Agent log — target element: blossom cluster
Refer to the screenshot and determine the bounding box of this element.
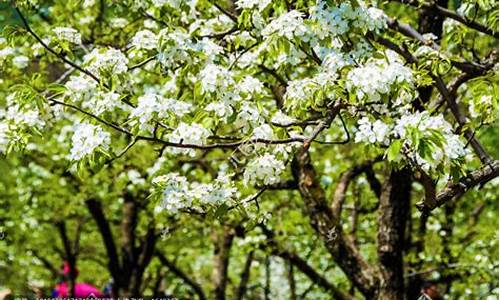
[154,172,237,213]
[346,52,414,102]
[260,1,386,44]
[130,93,192,131]
[0,93,45,153]
[235,101,267,132]
[64,75,97,101]
[157,31,222,68]
[83,48,128,76]
[284,72,336,110]
[52,27,82,44]
[83,91,127,116]
[68,122,111,160]
[243,153,286,185]
[354,117,390,144]
[394,112,468,163]
[310,1,387,39]
[130,30,157,50]
[0,123,9,153]
[235,0,272,11]
[262,10,309,40]
[355,112,469,171]
[167,122,211,157]
[199,63,235,94]
[271,111,295,126]
[0,39,29,69]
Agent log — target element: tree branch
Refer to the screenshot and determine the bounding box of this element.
[291,149,380,298]
[233,251,254,300]
[15,7,102,84]
[259,224,354,300]
[55,221,77,297]
[156,251,206,300]
[416,161,499,213]
[331,157,383,223]
[85,199,122,292]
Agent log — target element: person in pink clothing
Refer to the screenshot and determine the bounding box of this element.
[52,262,104,298]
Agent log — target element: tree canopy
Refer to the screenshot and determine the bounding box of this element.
[0,0,498,299]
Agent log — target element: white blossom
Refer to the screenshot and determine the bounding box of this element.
[155,171,237,213]
[0,123,9,153]
[130,30,157,50]
[354,117,390,144]
[394,112,468,170]
[6,106,44,128]
[273,44,306,67]
[12,56,29,69]
[126,169,146,186]
[235,0,271,11]
[252,124,274,140]
[84,48,128,75]
[167,122,210,157]
[0,47,14,60]
[271,111,295,126]
[64,75,97,101]
[199,63,234,94]
[196,38,223,61]
[284,73,335,109]
[131,93,191,129]
[322,50,349,73]
[262,11,309,40]
[237,76,264,95]
[236,101,266,131]
[309,2,386,39]
[244,153,285,185]
[205,101,233,118]
[347,53,413,102]
[110,18,128,28]
[151,0,182,8]
[155,173,191,212]
[52,27,82,44]
[68,122,111,160]
[195,173,237,204]
[157,30,194,68]
[83,91,126,115]
[469,95,493,118]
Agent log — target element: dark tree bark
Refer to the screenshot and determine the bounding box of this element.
[292,148,380,298]
[55,221,77,298]
[86,196,157,297]
[85,199,122,296]
[264,255,271,300]
[156,251,207,300]
[260,224,354,300]
[212,226,235,300]
[376,168,412,300]
[233,251,254,300]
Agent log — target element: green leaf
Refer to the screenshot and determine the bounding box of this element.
[387,139,403,162]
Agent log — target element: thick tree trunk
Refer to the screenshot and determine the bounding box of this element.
[85,199,122,296]
[56,221,77,298]
[292,149,380,298]
[120,194,137,297]
[86,197,155,297]
[407,2,447,297]
[376,168,412,300]
[212,227,234,300]
[233,251,254,300]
